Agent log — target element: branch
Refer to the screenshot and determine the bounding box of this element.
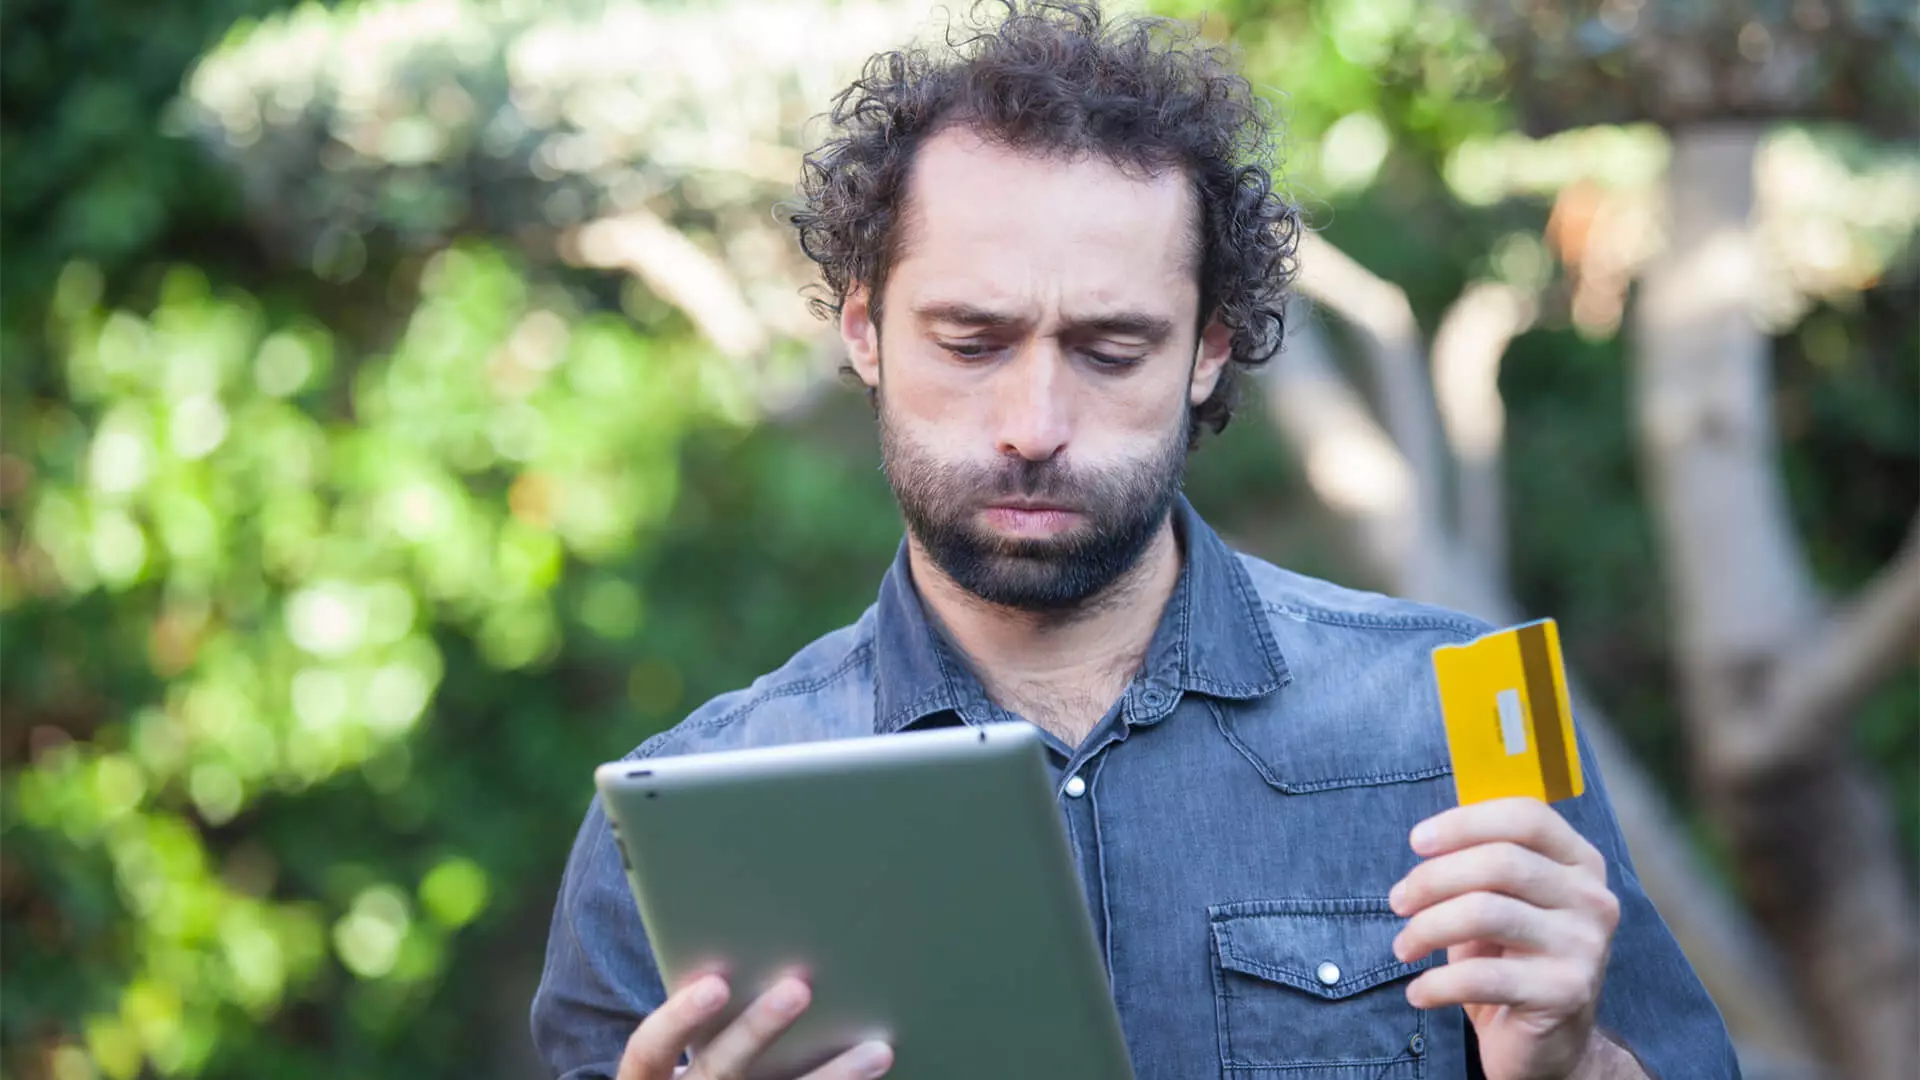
[1262,314,1444,599]
[1634,124,1823,663]
[1735,515,1920,775]
[1431,280,1537,584]
[562,209,769,360]
[1634,126,1912,1079]
[1294,232,1448,526]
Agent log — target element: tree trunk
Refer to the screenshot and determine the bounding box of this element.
[1632,121,1919,1080]
[1264,318,1823,1075]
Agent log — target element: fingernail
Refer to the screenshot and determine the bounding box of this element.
[1387,882,1405,913]
[768,980,809,1017]
[1410,820,1436,852]
[694,978,727,1010]
[847,1040,893,1078]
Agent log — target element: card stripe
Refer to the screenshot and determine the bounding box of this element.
[1517,623,1573,800]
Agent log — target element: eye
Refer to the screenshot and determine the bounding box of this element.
[940,341,999,361]
[1083,349,1144,369]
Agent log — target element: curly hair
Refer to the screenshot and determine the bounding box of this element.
[790,0,1299,445]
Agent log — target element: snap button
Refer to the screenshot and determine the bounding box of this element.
[1140,687,1167,709]
[1063,774,1087,798]
[1408,1032,1426,1055]
[1315,961,1341,986]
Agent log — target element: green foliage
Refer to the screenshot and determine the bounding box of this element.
[2,245,749,1076]
[1461,0,1920,134]
[0,0,305,313]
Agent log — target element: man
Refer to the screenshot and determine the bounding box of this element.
[531,3,1738,1078]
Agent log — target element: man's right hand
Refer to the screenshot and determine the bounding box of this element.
[616,974,894,1080]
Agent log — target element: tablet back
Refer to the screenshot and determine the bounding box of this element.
[594,722,1135,1080]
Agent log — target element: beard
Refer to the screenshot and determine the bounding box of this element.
[879,398,1188,615]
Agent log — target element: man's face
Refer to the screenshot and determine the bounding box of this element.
[840,129,1233,613]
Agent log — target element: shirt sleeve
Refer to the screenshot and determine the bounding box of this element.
[1556,722,1743,1080]
[530,795,671,1080]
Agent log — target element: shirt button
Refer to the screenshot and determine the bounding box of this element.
[1315,961,1341,986]
[1408,1032,1426,1055]
[1063,774,1087,798]
[1141,687,1167,709]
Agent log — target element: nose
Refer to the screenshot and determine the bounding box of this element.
[993,344,1072,462]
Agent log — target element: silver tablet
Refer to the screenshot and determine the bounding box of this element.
[594,722,1135,1080]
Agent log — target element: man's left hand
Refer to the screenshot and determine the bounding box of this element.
[1388,797,1627,1080]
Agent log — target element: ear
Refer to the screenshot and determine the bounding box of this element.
[841,285,882,389]
[1188,317,1233,406]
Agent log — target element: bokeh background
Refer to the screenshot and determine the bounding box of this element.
[3,1,1915,1078]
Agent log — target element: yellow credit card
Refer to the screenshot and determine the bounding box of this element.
[1431,618,1583,805]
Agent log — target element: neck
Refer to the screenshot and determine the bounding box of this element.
[906,515,1183,742]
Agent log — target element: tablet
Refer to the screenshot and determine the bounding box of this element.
[594,722,1135,1080]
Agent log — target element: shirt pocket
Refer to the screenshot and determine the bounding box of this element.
[1208,898,1434,1078]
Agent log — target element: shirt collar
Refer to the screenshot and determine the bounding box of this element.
[871,496,1289,735]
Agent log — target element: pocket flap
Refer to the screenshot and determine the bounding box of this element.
[1208,898,1433,1002]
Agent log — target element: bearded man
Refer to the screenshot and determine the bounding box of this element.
[531,4,1738,1078]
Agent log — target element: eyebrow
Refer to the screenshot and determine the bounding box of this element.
[912,301,1024,330]
[912,302,1175,344]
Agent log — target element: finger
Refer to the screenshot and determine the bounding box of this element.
[1390,841,1589,917]
[1410,798,1603,872]
[691,976,812,1079]
[1404,956,1591,1014]
[801,1039,894,1080]
[620,976,731,1080]
[1392,891,1582,963]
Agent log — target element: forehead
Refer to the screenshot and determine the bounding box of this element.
[889,128,1199,312]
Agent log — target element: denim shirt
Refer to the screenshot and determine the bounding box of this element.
[531,498,1737,1079]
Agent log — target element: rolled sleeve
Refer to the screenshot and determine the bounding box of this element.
[1559,724,1741,1079]
[530,797,670,1080]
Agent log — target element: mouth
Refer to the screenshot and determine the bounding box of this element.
[986,498,1076,513]
[980,500,1082,536]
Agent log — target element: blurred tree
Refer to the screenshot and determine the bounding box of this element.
[1458,4,1920,1076]
[3,243,757,1077]
[1,3,931,1077]
[1160,2,1918,1075]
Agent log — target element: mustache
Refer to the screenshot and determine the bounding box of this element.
[936,455,1158,516]
[886,438,1181,517]
[874,397,1190,520]
[976,457,1085,503]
